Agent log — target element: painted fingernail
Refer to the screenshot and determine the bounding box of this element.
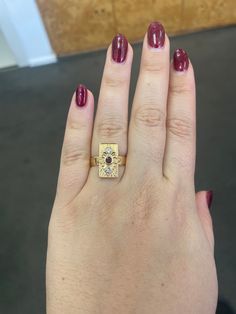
[206,190,213,208]
[76,84,87,107]
[173,48,189,71]
[112,33,128,63]
[147,21,165,48]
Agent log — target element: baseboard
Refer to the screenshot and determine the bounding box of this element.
[28,53,57,67]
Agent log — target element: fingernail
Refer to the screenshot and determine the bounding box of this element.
[206,190,213,208]
[76,84,87,107]
[112,33,128,63]
[173,48,189,72]
[147,21,165,48]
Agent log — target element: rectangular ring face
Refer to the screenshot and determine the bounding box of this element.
[98,143,119,178]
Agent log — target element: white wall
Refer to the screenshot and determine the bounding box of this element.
[0,29,16,68]
[0,0,57,67]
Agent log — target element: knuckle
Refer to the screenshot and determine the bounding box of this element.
[62,141,89,166]
[167,117,193,139]
[103,72,127,88]
[169,82,193,96]
[134,106,165,128]
[142,59,166,74]
[67,113,88,131]
[129,179,158,226]
[96,116,125,137]
[67,120,84,131]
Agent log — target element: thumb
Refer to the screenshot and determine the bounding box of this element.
[195,190,215,250]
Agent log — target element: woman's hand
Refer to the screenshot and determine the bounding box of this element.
[46,22,218,313]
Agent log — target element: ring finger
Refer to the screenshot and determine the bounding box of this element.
[89,34,133,183]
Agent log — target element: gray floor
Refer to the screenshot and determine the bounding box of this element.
[0,26,236,314]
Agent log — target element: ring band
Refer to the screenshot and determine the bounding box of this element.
[90,143,126,178]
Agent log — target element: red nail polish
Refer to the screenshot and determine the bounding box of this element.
[76,84,87,107]
[112,33,128,63]
[147,21,165,48]
[206,190,213,208]
[173,48,189,72]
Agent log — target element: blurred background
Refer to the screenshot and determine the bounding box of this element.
[0,0,236,313]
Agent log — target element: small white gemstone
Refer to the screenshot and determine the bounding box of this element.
[105,167,112,174]
[105,147,112,154]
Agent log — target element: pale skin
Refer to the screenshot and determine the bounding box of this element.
[46,24,218,313]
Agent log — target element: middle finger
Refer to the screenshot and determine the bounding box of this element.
[126,22,169,178]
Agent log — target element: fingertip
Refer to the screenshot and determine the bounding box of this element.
[143,27,170,54]
[70,85,94,110]
[107,38,133,66]
[165,33,170,49]
[172,48,189,72]
[86,88,95,105]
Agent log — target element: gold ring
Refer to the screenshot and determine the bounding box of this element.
[90,143,126,178]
